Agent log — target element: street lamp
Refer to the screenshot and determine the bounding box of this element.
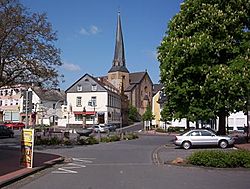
[82,107,86,128]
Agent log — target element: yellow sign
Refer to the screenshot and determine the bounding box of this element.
[20,129,34,168]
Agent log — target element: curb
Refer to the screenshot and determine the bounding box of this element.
[0,156,64,188]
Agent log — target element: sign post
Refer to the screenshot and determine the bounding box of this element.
[20,129,34,168]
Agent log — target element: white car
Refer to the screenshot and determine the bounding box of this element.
[92,125,107,133]
[174,129,234,150]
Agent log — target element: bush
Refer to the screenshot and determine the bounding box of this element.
[77,136,99,145]
[167,126,185,133]
[35,137,62,145]
[187,150,250,168]
[124,133,139,140]
[101,135,121,143]
[155,128,167,133]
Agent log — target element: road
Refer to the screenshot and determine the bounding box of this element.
[2,126,250,189]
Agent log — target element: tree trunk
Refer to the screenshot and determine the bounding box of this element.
[196,121,199,129]
[186,119,190,130]
[218,113,226,135]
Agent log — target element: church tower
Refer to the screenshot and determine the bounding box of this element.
[108,12,129,92]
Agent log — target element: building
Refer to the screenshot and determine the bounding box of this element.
[152,84,163,127]
[0,85,26,123]
[107,12,153,116]
[18,87,65,127]
[65,74,122,128]
[157,88,247,131]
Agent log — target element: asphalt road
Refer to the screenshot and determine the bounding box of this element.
[4,130,250,189]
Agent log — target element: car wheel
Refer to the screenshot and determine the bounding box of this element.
[219,140,228,149]
[182,141,191,150]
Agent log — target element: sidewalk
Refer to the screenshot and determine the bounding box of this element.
[0,147,64,188]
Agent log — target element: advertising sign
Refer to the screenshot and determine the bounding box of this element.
[20,129,34,168]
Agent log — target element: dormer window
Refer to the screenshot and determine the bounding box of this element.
[77,85,82,92]
[92,84,97,91]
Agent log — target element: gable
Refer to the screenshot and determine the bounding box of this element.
[66,74,107,93]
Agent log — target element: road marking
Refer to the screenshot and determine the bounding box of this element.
[52,157,95,174]
[52,167,78,174]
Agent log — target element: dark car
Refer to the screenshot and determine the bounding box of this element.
[104,124,116,132]
[0,125,14,138]
[4,122,25,129]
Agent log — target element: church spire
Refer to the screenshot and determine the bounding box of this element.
[108,12,129,73]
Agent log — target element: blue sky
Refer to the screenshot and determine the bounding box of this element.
[21,0,183,90]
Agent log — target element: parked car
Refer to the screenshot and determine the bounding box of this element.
[92,125,107,133]
[0,125,14,138]
[174,129,234,150]
[4,122,25,129]
[104,124,117,132]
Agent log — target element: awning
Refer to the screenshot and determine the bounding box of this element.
[74,111,95,115]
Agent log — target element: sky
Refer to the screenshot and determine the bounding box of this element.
[20,0,183,90]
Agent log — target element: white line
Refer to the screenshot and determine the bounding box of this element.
[52,168,78,174]
[72,158,93,163]
[67,163,86,167]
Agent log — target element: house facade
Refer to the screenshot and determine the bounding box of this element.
[0,85,26,123]
[65,74,122,128]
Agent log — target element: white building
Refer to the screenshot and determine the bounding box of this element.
[19,87,65,127]
[156,87,247,132]
[65,73,121,128]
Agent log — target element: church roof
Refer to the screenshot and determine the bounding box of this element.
[108,12,129,73]
[129,72,147,84]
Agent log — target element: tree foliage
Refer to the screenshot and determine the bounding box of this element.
[142,104,155,121]
[0,0,62,88]
[158,0,250,134]
[128,104,139,122]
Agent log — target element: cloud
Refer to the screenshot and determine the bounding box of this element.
[79,28,89,35]
[62,62,81,72]
[79,25,101,35]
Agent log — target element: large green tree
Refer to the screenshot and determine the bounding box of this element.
[158,0,250,135]
[0,0,62,88]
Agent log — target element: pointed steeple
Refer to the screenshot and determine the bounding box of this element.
[108,12,129,73]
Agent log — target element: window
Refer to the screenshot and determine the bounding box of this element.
[76,97,82,107]
[91,96,96,106]
[75,114,83,121]
[201,131,212,136]
[0,100,2,106]
[188,131,200,136]
[92,84,97,91]
[77,85,82,91]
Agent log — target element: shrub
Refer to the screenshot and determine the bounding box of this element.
[35,137,62,146]
[124,133,139,140]
[155,128,167,133]
[187,150,250,168]
[167,126,185,133]
[101,135,121,143]
[77,136,99,145]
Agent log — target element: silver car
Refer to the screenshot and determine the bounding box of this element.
[174,129,234,149]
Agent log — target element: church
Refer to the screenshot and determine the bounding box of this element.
[105,12,153,116]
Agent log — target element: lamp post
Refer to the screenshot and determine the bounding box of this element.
[82,107,86,128]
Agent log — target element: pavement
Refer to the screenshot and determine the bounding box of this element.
[1,130,249,188]
[0,146,64,188]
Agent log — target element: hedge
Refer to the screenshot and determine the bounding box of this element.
[187,150,250,168]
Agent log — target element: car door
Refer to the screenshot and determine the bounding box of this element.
[200,130,217,145]
[187,131,202,145]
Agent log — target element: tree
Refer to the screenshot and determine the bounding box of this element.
[158,0,250,135]
[128,104,138,122]
[0,0,62,88]
[142,104,155,121]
